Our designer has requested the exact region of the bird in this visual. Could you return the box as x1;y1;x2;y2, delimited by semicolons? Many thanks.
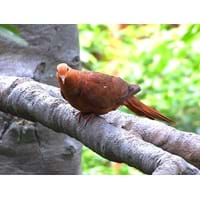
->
56;63;174;124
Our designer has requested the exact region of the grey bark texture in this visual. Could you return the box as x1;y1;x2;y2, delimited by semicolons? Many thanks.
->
0;76;199;175
0;24;82;174
104;111;200;169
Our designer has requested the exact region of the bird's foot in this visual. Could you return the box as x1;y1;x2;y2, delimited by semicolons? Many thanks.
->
76;112;96;127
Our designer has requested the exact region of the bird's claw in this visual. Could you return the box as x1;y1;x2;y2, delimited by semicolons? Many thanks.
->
76;112;96;127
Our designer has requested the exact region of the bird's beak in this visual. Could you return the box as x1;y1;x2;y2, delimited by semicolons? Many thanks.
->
60;76;65;84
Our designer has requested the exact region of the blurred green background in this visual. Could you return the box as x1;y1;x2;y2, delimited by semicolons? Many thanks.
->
78;24;200;175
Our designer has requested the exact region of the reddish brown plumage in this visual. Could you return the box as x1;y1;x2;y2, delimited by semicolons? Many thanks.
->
56;63;174;124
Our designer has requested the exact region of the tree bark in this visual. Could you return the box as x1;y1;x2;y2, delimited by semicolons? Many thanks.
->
104;111;200;169
0;76;199;175
0;24;82;174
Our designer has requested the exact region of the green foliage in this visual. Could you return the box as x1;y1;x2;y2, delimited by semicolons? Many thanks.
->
79;24;200;175
82;147;142;175
0;24;28;46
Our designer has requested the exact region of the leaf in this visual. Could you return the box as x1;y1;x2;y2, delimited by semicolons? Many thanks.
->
0;25;28;47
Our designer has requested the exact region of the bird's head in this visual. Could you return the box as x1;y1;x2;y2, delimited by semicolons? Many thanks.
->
56;63;71;84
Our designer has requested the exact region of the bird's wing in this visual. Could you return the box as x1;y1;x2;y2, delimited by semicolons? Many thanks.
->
79;71;130;108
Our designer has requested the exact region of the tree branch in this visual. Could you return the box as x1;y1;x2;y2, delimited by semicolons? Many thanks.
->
0;76;199;175
103;111;200;169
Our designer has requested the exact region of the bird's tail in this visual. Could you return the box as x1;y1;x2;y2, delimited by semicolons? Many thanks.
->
124;96;175;124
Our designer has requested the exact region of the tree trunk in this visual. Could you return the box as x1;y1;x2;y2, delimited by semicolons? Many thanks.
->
0;24;82;174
